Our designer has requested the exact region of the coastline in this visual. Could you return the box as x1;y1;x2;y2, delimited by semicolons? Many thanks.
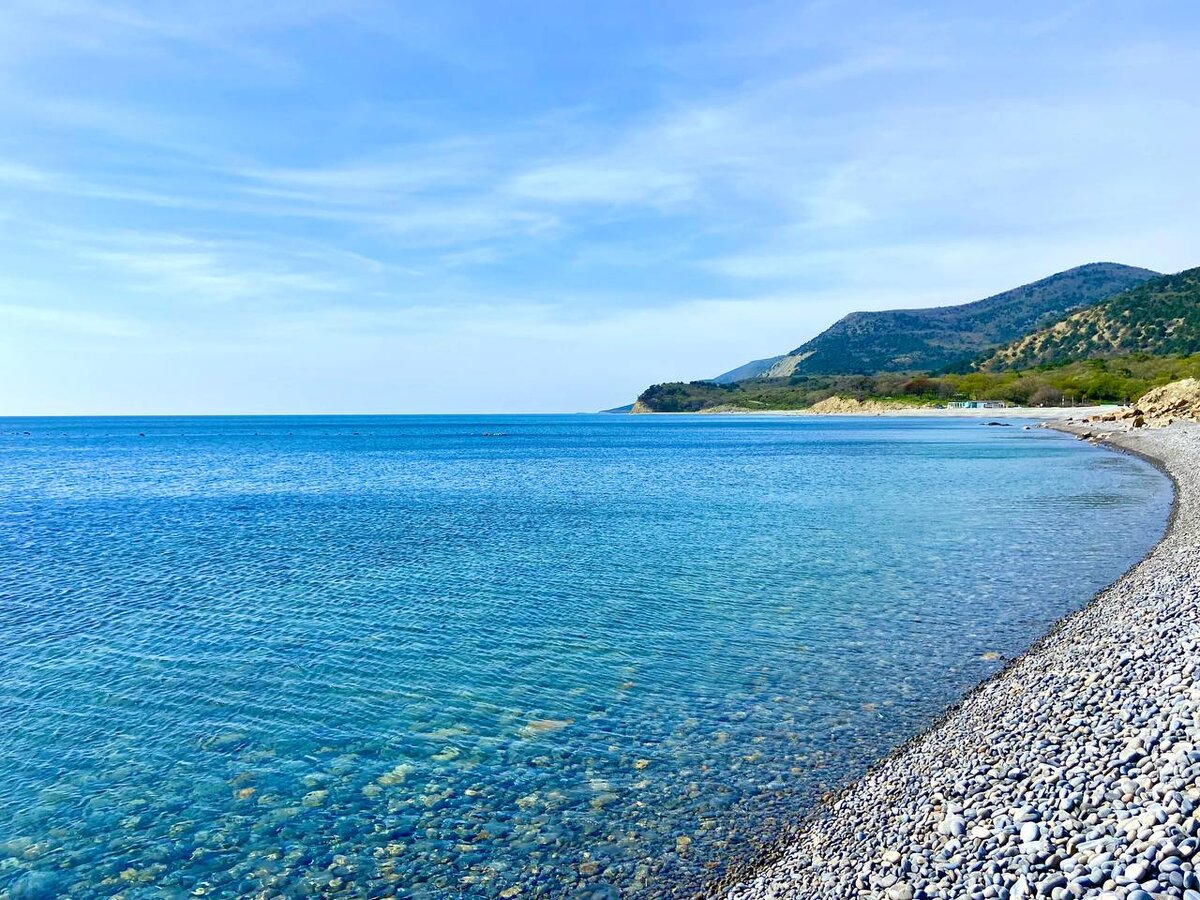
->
632;405;1124;420
718;421;1200;899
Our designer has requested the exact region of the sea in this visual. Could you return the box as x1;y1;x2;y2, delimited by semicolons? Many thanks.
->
0;415;1173;898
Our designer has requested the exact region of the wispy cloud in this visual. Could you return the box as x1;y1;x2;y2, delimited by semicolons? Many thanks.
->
0;160;56;187
0;303;143;338
0;0;366;74
508;160;697;208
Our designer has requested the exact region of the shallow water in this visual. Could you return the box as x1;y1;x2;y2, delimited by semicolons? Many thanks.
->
0;415;1171;898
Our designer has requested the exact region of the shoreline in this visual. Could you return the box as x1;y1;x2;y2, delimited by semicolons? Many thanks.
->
632;405;1124;420
717;421;1200;899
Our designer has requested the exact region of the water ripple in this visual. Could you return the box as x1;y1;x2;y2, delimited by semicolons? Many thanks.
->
0;415;1171;898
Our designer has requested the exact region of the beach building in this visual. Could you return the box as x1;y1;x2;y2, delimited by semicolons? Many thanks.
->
947;400;1008;409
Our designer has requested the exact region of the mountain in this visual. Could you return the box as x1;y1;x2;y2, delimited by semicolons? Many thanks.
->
981;267;1200;370
749;262;1158;378
710;356;785;384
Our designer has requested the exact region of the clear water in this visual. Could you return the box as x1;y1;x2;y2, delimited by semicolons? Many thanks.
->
0;415;1171;899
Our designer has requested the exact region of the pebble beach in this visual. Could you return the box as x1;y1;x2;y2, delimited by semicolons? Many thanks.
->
722;422;1200;900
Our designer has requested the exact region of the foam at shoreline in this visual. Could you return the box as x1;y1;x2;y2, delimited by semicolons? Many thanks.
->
720;422;1200;899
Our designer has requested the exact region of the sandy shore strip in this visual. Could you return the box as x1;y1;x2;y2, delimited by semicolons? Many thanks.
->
872;405;1122;419
687;405;1125;420
718;422;1200;900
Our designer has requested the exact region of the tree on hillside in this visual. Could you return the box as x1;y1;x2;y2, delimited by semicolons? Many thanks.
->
1030;386;1064;407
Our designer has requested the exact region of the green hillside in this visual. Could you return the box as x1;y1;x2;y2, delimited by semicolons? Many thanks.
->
709;355;784;384
982;267;1200;369
636;354;1200;413
751;262;1157;377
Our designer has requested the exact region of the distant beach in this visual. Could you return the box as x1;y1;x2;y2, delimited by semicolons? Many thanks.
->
875;405;1122;420
635;404;1127;420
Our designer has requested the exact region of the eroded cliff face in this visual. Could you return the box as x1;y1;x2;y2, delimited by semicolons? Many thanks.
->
805;396;918;414
1088;378;1200;429
1138;378;1200;423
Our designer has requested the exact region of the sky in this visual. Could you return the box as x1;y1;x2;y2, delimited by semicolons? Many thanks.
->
1;1;1199;414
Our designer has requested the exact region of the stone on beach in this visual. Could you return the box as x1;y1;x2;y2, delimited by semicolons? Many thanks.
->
721;424;1200;900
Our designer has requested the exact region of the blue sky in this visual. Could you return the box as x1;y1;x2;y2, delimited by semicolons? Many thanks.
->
2;1;1198;413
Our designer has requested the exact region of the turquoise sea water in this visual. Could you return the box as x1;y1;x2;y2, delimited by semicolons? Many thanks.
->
0;415;1172;898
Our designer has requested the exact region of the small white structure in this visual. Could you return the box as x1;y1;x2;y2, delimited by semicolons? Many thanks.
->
947;400;1008;409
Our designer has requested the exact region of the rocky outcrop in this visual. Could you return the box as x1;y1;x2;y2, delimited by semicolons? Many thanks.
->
1088;378;1200;430
1136;379;1200;426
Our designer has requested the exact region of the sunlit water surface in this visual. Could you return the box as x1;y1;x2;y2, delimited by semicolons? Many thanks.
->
0;415;1172;898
